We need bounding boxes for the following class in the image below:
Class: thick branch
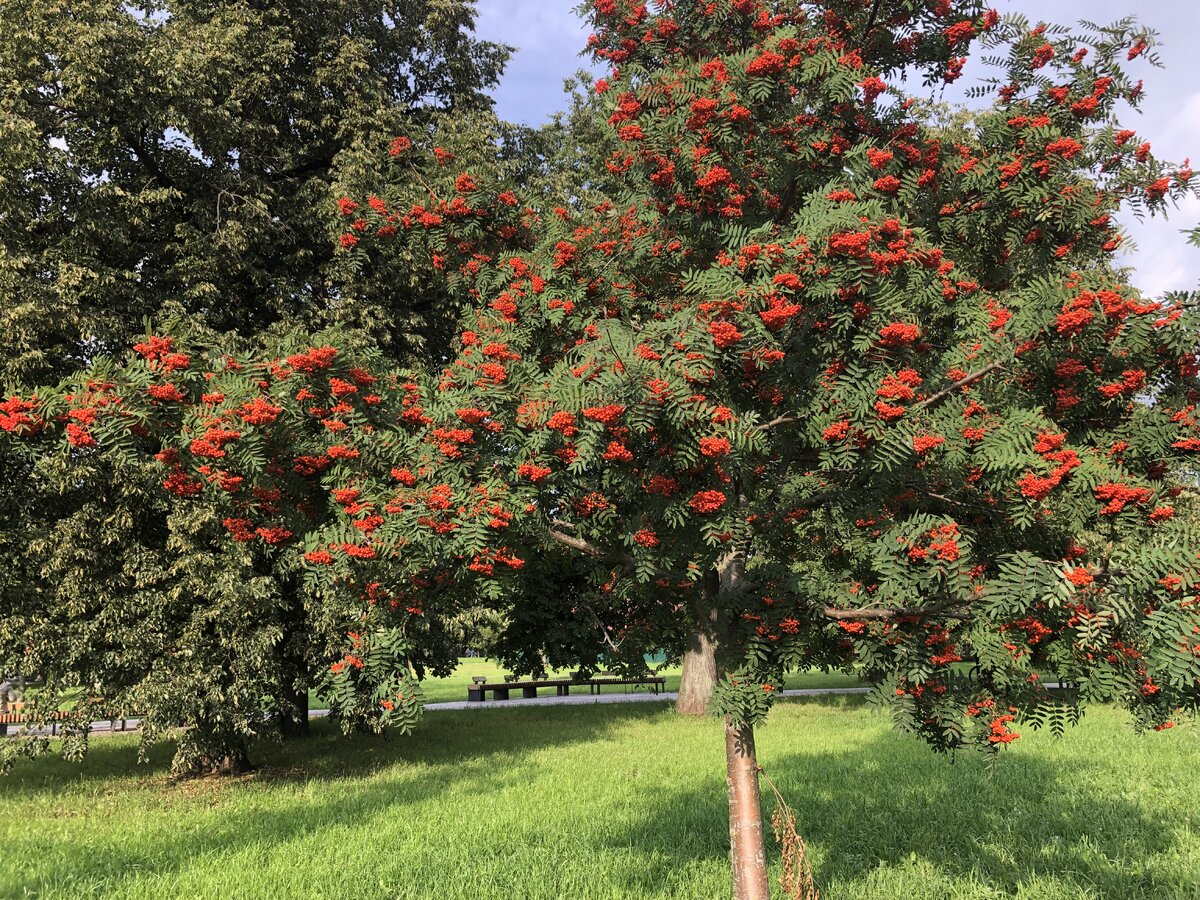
[547,526,637,569]
[275,150,336,180]
[117,123,175,190]
[822,604,971,621]
[914,361,1005,413]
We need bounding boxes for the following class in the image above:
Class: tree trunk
[279,679,309,738]
[726,717,770,900]
[677,577,723,716]
[677,626,719,715]
[175,742,255,779]
[278,573,310,739]
[706,540,769,899]
[201,750,254,777]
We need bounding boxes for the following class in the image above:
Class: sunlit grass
[2,698,1196,898]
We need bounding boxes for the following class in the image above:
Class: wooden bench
[0,710,72,736]
[466,674,665,702]
[586,675,665,695]
[0,709,130,736]
[466,678,575,702]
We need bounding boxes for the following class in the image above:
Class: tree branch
[822,605,971,621]
[863,0,884,37]
[117,123,175,190]
[914,361,1005,413]
[774,175,798,224]
[275,150,336,181]
[547,526,637,569]
[758,413,799,432]
[582,603,624,654]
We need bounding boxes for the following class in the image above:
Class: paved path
[4,686,873,737]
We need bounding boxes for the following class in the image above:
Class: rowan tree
[327,2,1200,895]
[4,1,1200,897]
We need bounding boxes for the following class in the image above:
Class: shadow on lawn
[606,705,1185,898]
[0,704,670,896]
[2,700,1189,898]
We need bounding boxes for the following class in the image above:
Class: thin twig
[758,413,799,432]
[822,604,971,621]
[583,603,624,654]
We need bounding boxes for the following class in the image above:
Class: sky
[472,0,1200,299]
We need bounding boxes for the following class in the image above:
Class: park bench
[0,710,72,736]
[467,677,574,702]
[466,673,665,702]
[0,705,130,737]
[585,674,666,695]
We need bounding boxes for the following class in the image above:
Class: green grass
[3,698,1197,899]
[404,658,864,705]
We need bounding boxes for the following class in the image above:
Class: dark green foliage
[0,0,510,774]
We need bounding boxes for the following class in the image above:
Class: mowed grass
[2,700,1197,900]
[407,658,864,705]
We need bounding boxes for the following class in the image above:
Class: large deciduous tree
[323,1,1200,894]
[0,0,509,775]
[0,0,510,377]
[4,1,1200,896]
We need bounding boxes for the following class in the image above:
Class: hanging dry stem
[759,766,819,900]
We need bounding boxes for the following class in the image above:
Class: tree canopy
[0,0,511,380]
[0,0,514,775]
[2,1,1199,896]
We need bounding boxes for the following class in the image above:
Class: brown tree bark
[707,540,771,899]
[676,623,719,716]
[726,718,770,900]
[175,741,255,779]
[676,562,725,716]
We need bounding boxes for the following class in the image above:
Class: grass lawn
[2,697,1197,899]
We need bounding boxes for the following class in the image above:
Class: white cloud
[1121,192,1200,297]
[475,1,595,123]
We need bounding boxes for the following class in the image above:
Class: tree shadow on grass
[604,698,1192,899]
[0,703,670,897]
[4,698,1193,898]
[0,701,661,793]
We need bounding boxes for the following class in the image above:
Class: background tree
[0,0,510,774]
[0,0,511,376]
